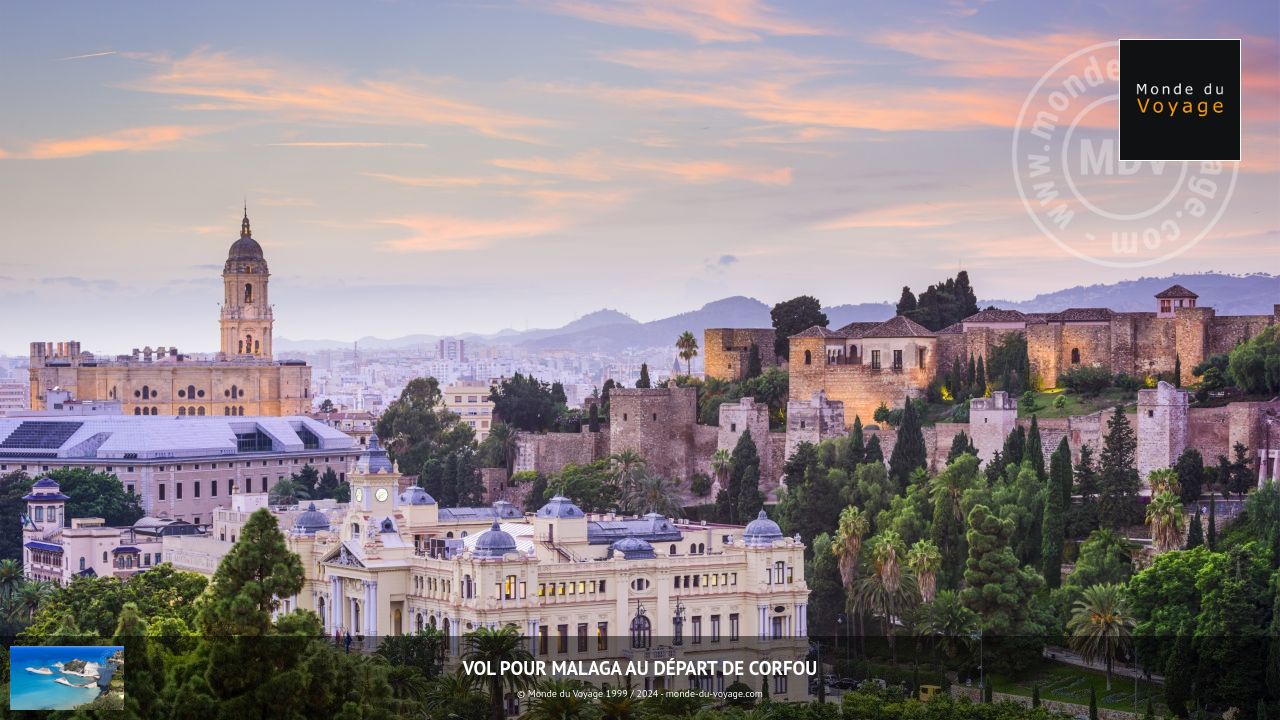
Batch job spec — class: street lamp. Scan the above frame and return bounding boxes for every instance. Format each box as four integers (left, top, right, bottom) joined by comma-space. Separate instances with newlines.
672, 597, 685, 646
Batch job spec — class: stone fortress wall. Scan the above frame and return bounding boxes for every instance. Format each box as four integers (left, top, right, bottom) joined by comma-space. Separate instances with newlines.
703, 328, 778, 382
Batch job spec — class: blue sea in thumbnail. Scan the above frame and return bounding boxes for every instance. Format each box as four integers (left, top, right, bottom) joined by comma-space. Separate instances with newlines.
9, 645, 121, 710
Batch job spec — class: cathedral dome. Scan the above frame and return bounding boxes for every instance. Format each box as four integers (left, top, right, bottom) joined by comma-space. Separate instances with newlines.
225, 209, 267, 269
609, 536, 655, 560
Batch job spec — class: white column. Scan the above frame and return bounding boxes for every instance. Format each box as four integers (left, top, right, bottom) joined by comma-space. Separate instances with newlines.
449, 615, 460, 656
1261, 450, 1269, 485
330, 578, 340, 632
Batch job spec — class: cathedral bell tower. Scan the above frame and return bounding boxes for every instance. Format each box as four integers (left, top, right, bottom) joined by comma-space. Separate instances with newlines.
220, 206, 274, 358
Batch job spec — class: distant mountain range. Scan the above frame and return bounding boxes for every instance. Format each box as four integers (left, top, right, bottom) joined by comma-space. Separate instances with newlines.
275, 273, 1278, 354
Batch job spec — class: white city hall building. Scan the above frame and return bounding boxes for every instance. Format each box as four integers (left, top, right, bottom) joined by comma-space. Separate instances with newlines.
164, 435, 812, 702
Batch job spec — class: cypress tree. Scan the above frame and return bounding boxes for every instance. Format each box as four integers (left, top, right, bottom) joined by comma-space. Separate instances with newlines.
967, 354, 976, 390
865, 434, 884, 464
983, 676, 993, 703
985, 450, 1005, 485
1025, 415, 1045, 480
847, 416, 866, 469
636, 363, 651, 389
1097, 406, 1140, 530
1003, 425, 1026, 471
1088, 688, 1099, 720
947, 431, 977, 464
1041, 437, 1071, 588
1207, 495, 1217, 549
889, 398, 927, 491
738, 465, 763, 521
975, 356, 987, 396
951, 356, 964, 398
1185, 509, 1203, 548
1174, 356, 1182, 388
588, 403, 600, 432
746, 343, 763, 379
728, 429, 760, 524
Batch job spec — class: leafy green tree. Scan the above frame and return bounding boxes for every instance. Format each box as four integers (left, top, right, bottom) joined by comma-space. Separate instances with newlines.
898, 272, 979, 331
1067, 529, 1134, 588
1097, 406, 1140, 530
1228, 324, 1280, 394
1041, 438, 1071, 588
808, 533, 845, 636
636, 363, 652, 389
689, 473, 712, 498
889, 397, 927, 491
463, 625, 534, 720
896, 286, 917, 315
548, 460, 618, 513
21, 563, 207, 641
377, 377, 476, 475
1246, 480, 1280, 567
376, 628, 446, 681
317, 398, 336, 413
1228, 441, 1256, 498
770, 295, 828, 359
487, 373, 565, 433
315, 467, 344, 501
1193, 546, 1273, 712
45, 467, 145, 527
1002, 426, 1026, 472
1206, 494, 1216, 550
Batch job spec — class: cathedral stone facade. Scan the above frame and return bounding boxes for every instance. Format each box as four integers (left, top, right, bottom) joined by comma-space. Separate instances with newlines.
28, 210, 312, 417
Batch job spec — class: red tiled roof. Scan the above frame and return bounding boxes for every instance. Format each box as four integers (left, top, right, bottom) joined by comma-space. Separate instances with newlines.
835, 321, 882, 338
1046, 308, 1116, 323
862, 315, 936, 338
1155, 284, 1198, 299
937, 322, 964, 334
962, 308, 1028, 324
790, 325, 843, 339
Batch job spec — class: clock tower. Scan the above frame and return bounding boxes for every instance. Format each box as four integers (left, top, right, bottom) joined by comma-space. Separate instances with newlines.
347, 433, 400, 525
220, 206, 274, 358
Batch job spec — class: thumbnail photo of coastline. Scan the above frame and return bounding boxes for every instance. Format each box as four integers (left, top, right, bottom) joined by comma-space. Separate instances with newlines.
9, 645, 123, 711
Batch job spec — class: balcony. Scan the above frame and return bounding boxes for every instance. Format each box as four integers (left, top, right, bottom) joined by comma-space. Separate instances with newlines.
623, 645, 675, 661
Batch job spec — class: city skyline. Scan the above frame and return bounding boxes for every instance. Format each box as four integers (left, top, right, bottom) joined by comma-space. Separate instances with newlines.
2, 0, 1278, 355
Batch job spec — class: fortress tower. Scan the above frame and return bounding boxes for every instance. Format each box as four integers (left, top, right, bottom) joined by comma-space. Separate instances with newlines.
1137, 380, 1189, 489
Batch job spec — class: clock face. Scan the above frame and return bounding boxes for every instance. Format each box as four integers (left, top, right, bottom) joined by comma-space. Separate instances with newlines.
375, 488, 389, 502
355, 488, 364, 502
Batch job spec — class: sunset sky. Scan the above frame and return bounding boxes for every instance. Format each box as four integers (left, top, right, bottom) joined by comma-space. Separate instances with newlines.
1, 0, 1277, 355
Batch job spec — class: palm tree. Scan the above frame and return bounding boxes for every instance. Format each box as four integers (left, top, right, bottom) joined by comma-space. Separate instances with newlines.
598, 693, 638, 720
1067, 583, 1134, 691
711, 449, 732, 493
462, 625, 534, 720
486, 421, 519, 475
1146, 468, 1181, 497
851, 530, 919, 659
1145, 490, 1186, 553
624, 472, 684, 517
912, 590, 978, 661
609, 450, 647, 493
832, 506, 869, 588
676, 331, 699, 376
906, 539, 942, 603
869, 530, 905, 593
424, 671, 486, 717
0, 559, 22, 599
9, 580, 54, 622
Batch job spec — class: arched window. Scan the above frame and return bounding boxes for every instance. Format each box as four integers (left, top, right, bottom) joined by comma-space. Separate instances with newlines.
1071, 348, 1081, 364
79, 557, 85, 571
254, 339, 260, 354
178, 407, 186, 416
416, 614, 423, 633
245, 334, 254, 354
187, 385, 196, 400
803, 350, 812, 365
463, 575, 474, 599
142, 385, 151, 399
134, 407, 142, 416
670, 544, 677, 556
238, 340, 244, 353
698, 543, 705, 554
244, 283, 253, 303
197, 407, 205, 416
630, 613, 652, 649
189, 406, 197, 416
102, 551, 108, 563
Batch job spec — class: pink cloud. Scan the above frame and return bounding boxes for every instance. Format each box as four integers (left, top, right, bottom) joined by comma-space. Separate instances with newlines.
872, 29, 1107, 79
362, 172, 550, 188
379, 214, 570, 252
124, 49, 552, 142
492, 150, 792, 185
541, 0, 835, 43
14, 125, 207, 159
